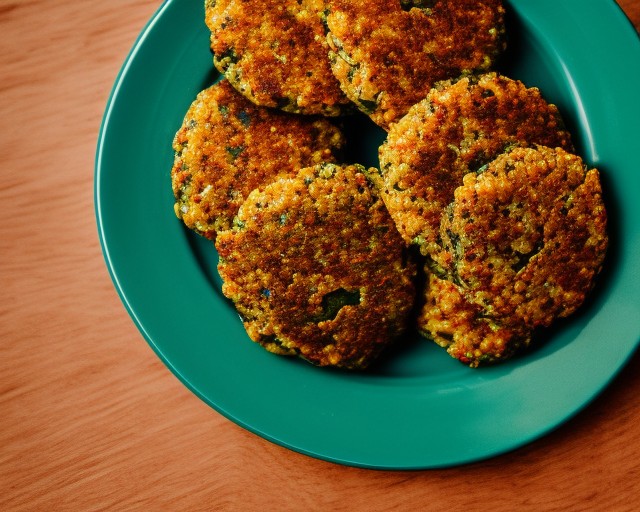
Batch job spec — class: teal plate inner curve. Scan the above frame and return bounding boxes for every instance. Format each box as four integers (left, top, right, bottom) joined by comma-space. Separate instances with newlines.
95, 0, 640, 469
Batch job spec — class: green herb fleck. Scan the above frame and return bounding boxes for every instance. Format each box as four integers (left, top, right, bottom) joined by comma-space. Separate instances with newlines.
216, 47, 238, 68
358, 98, 378, 115
400, 0, 435, 12
233, 217, 246, 230
226, 145, 245, 160
338, 49, 357, 66
347, 63, 359, 82
424, 255, 450, 280
236, 110, 251, 127
313, 289, 361, 322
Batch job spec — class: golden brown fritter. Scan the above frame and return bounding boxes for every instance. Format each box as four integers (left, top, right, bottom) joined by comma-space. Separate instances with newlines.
325, 0, 506, 129
205, 0, 351, 116
171, 80, 345, 240
417, 272, 531, 367
438, 146, 608, 329
376, 73, 574, 257
215, 163, 417, 369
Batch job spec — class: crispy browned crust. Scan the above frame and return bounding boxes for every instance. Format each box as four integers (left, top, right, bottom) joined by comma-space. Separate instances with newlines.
215, 163, 417, 369
171, 80, 345, 240
326, 0, 506, 129
417, 272, 531, 367
205, 0, 351, 115
439, 146, 608, 329
376, 73, 574, 256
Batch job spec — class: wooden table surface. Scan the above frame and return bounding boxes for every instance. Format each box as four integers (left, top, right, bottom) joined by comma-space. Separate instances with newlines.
1, 1, 638, 510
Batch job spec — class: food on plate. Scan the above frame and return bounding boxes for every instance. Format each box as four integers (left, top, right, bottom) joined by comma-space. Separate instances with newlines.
205, 0, 351, 116
168, 4, 610, 371
171, 80, 345, 240
417, 272, 531, 367
376, 73, 574, 258
436, 145, 608, 329
325, 0, 506, 129
215, 163, 417, 369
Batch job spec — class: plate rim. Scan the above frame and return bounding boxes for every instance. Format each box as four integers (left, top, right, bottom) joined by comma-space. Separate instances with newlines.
95, 0, 640, 470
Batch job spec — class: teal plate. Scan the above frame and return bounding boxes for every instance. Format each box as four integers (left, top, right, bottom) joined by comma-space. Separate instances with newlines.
95, 0, 640, 469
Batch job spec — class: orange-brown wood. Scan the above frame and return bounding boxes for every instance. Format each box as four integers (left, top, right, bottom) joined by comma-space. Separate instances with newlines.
1, 1, 639, 510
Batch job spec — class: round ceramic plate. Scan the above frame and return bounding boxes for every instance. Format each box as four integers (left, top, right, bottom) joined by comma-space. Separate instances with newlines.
95, 0, 640, 469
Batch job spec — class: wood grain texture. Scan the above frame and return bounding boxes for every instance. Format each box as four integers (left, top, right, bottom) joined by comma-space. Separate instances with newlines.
1, 1, 639, 510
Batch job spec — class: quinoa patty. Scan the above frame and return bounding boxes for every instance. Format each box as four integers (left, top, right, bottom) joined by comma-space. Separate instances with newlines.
417, 272, 531, 367
325, 0, 506, 129
376, 73, 574, 257
205, 0, 351, 116
438, 146, 608, 329
215, 163, 417, 369
171, 80, 345, 240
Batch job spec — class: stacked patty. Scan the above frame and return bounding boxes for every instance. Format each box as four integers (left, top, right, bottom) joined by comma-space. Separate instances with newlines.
373, 74, 605, 366
436, 146, 607, 329
417, 146, 607, 366
376, 73, 574, 257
